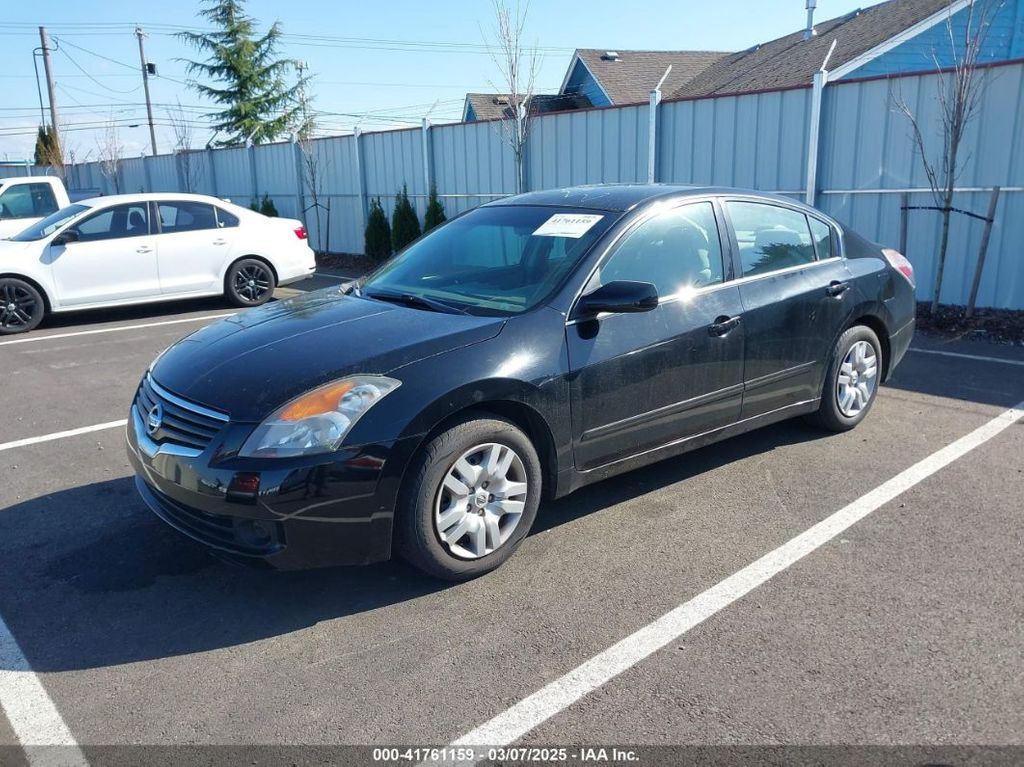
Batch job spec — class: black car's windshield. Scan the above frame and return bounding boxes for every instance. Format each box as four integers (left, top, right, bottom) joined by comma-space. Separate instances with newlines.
10, 204, 90, 241
361, 205, 614, 315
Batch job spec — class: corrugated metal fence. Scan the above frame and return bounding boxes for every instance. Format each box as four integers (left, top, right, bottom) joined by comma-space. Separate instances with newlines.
9, 62, 1023, 309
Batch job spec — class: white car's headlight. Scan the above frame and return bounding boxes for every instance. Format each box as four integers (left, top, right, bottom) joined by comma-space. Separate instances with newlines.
238, 375, 400, 458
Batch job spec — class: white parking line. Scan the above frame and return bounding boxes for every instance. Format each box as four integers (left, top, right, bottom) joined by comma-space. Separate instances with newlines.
0, 421, 127, 453
313, 270, 358, 281
449, 399, 1024, 753
0, 314, 234, 347
909, 347, 1024, 368
0, 615, 87, 765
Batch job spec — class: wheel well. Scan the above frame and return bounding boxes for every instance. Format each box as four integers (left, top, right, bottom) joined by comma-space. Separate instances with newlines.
848, 314, 890, 379
224, 256, 278, 288
0, 273, 51, 313
422, 400, 560, 501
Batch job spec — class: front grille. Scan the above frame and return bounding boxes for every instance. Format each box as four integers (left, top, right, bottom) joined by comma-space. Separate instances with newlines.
135, 375, 228, 451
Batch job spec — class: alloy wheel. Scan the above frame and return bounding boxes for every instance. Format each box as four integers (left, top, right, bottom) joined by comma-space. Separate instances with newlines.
836, 340, 878, 417
434, 442, 529, 560
0, 282, 40, 330
233, 264, 271, 302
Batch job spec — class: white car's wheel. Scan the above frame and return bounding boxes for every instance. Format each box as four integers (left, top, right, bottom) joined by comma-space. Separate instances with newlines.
226, 258, 275, 307
0, 278, 45, 335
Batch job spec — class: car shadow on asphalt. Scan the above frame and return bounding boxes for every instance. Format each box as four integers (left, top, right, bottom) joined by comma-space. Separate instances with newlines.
0, 420, 827, 673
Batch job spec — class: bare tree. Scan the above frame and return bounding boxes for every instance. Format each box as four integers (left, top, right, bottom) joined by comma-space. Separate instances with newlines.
167, 99, 202, 193
297, 127, 330, 255
484, 0, 539, 194
891, 0, 1002, 314
97, 119, 124, 194
292, 63, 329, 254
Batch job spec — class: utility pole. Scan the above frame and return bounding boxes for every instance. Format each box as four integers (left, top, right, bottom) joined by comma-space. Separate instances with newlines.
136, 27, 158, 156
37, 26, 62, 163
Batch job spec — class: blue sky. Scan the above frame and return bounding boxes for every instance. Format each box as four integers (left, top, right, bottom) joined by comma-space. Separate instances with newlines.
0, 0, 865, 161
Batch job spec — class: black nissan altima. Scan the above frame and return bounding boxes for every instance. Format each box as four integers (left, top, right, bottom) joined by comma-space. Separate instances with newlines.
128, 185, 915, 580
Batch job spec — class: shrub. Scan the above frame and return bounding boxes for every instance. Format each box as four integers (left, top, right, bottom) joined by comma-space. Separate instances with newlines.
424, 186, 447, 232
391, 184, 422, 252
365, 197, 392, 261
259, 193, 279, 217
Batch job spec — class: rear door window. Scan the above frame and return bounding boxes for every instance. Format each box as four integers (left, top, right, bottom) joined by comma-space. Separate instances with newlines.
726, 201, 816, 277
157, 201, 219, 233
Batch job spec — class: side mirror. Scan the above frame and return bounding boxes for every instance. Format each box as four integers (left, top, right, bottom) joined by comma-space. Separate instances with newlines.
53, 229, 80, 246
576, 280, 659, 316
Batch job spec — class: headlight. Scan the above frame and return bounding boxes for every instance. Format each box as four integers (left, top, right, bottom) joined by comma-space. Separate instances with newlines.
238, 375, 400, 458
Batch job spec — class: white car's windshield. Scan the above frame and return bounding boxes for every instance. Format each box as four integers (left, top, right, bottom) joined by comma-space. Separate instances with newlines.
361, 205, 613, 316
10, 204, 90, 242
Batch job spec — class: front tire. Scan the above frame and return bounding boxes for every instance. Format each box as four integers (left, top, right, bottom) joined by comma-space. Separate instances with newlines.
225, 258, 275, 307
396, 414, 542, 581
807, 325, 882, 432
0, 278, 45, 335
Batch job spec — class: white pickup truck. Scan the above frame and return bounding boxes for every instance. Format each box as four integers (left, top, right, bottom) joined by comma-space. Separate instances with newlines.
0, 176, 72, 239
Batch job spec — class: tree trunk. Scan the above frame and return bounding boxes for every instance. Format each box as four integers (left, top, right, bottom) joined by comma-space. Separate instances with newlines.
930, 201, 952, 315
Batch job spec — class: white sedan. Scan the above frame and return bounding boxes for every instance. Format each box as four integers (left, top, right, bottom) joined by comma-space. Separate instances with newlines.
0, 192, 316, 334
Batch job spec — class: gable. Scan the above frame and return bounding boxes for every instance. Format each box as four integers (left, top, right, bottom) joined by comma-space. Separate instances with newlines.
840, 0, 1024, 79
563, 58, 613, 106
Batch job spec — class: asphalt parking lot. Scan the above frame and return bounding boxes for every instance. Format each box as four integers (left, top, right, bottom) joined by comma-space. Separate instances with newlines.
1, 271, 1022, 765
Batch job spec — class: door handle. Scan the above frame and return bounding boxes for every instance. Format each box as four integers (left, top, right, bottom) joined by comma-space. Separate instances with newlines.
708, 315, 741, 337
826, 280, 850, 297
212, 239, 227, 246
136, 246, 153, 254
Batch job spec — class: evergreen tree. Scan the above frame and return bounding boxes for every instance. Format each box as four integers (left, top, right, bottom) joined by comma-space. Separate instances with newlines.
391, 184, 422, 251
178, 0, 304, 146
259, 193, 279, 217
424, 186, 447, 232
33, 126, 56, 166
365, 198, 392, 261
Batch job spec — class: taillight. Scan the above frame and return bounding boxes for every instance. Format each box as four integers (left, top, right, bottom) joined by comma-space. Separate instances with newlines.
294, 225, 308, 240
882, 248, 915, 288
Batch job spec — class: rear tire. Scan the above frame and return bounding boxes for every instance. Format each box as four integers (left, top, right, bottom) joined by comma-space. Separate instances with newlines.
806, 325, 882, 432
225, 258, 275, 307
0, 277, 45, 335
396, 413, 542, 581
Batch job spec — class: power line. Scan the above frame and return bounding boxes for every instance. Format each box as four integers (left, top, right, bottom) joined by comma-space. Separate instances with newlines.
55, 41, 141, 94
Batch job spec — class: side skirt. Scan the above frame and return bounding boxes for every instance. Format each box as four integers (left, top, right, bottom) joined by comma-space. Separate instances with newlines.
555, 398, 821, 497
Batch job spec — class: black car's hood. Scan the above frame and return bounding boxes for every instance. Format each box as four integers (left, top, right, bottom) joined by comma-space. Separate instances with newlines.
152, 289, 505, 421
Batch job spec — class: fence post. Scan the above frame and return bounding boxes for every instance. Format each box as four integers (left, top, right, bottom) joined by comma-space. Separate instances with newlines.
208, 148, 219, 198
353, 128, 368, 253
647, 88, 660, 183
293, 139, 307, 230
421, 118, 432, 197
248, 144, 259, 206
142, 155, 153, 193
899, 192, 909, 255
965, 186, 1001, 319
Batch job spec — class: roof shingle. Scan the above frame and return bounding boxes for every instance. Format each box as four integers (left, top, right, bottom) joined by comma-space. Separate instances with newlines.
572, 49, 729, 104
671, 0, 957, 99
464, 92, 593, 122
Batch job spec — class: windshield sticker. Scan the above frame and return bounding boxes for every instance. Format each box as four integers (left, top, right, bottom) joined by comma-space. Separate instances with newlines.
532, 213, 604, 238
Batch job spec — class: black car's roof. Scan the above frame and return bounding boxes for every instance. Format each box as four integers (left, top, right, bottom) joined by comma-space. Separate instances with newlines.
486, 184, 811, 213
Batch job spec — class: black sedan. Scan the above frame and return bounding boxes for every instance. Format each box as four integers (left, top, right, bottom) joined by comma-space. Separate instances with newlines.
128, 185, 916, 580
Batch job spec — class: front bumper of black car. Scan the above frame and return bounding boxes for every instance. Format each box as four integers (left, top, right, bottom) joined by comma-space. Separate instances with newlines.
126, 394, 418, 570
